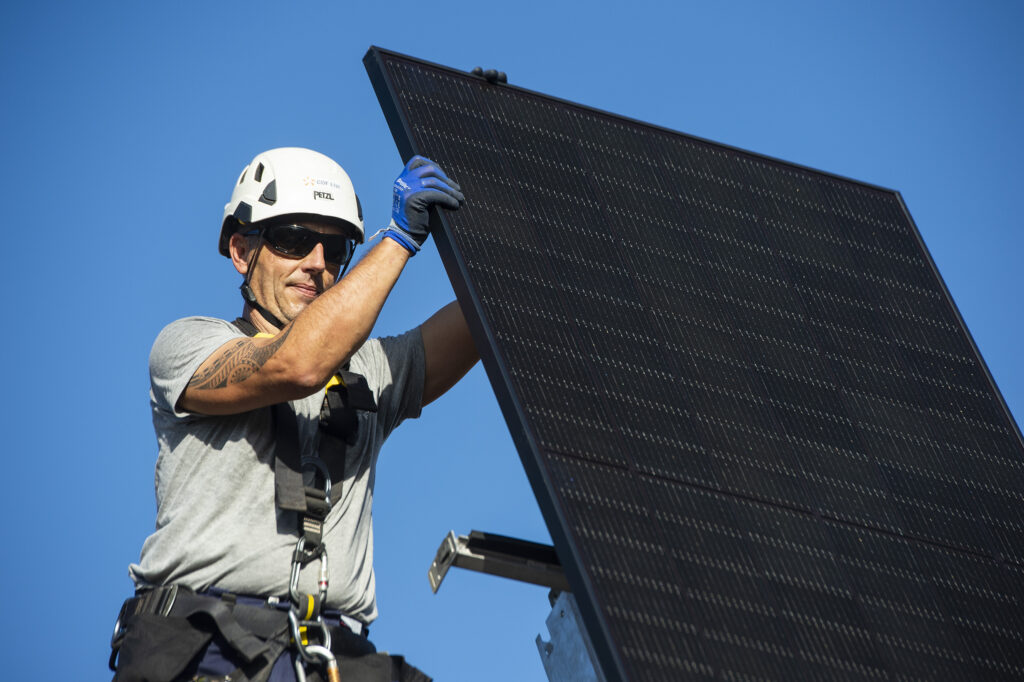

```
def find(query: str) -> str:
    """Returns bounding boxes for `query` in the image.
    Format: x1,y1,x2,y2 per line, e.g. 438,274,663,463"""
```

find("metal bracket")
537,591,607,682
428,530,569,593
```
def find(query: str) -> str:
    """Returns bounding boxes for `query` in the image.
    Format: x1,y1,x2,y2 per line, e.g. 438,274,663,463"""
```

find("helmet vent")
239,169,246,185
259,180,277,206
234,202,253,224
254,163,265,182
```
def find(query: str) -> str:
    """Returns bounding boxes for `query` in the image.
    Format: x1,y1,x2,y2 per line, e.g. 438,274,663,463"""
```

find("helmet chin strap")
240,241,288,331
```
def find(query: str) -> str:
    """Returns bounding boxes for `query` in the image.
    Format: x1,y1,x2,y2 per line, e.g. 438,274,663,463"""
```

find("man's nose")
301,242,327,271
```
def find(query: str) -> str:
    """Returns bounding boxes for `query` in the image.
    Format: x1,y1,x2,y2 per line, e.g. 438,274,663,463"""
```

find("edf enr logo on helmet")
313,190,334,201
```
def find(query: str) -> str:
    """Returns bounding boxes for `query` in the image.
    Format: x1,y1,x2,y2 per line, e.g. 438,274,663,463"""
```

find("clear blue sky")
1,2,1020,680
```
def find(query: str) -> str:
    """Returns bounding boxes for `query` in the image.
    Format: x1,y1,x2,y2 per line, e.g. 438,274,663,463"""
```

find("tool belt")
110,585,430,682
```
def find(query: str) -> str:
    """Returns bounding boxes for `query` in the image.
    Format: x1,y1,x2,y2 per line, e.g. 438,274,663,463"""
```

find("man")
111,147,478,681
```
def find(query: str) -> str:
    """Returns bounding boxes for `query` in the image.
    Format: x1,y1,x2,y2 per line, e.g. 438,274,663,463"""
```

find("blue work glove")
384,155,465,255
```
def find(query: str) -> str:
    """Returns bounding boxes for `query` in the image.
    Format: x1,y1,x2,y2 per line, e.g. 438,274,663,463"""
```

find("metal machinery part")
427,531,593,682
428,530,568,593
537,591,607,682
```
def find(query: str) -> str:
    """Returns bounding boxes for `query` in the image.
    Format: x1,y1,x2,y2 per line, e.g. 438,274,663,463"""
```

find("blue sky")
1,2,1020,680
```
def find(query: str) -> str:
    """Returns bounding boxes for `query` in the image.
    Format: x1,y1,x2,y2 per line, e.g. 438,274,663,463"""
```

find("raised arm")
420,301,480,407
180,238,413,415
180,154,465,416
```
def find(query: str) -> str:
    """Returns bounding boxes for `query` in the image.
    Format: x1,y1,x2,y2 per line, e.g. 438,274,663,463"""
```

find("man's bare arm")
420,301,479,407
179,240,411,416
187,328,292,391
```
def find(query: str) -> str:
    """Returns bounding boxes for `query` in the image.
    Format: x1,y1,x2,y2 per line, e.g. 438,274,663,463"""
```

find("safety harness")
109,318,436,682
240,316,377,682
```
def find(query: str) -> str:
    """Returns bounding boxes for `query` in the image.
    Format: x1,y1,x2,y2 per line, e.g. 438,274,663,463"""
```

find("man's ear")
228,232,252,275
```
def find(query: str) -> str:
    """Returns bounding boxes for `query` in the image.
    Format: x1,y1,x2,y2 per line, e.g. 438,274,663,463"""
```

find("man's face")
231,221,346,326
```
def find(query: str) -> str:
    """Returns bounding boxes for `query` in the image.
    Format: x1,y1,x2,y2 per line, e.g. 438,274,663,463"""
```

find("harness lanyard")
286,453,338,680
232,319,342,680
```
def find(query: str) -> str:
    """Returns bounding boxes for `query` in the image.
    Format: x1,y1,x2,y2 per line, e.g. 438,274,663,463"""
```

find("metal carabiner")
286,456,339,680
293,647,341,682
289,537,308,606
288,609,332,660
301,456,332,511
110,615,124,648
317,544,330,605
288,609,340,682
305,645,341,682
290,537,330,607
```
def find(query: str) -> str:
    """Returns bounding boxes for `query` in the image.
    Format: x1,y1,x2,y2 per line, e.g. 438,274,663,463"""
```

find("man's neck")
243,305,283,335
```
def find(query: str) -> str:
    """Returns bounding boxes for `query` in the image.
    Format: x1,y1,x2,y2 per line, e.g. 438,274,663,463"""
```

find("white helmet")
219,147,364,256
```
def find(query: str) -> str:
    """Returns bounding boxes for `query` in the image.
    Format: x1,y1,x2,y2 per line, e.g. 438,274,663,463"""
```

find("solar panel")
365,47,1024,681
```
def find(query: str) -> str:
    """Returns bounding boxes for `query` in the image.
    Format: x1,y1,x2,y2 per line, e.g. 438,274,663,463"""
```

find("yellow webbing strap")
289,594,315,645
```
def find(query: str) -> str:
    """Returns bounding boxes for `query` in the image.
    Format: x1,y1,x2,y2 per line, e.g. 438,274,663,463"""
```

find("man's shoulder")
349,328,424,379
355,327,421,361
155,315,241,341
150,316,244,367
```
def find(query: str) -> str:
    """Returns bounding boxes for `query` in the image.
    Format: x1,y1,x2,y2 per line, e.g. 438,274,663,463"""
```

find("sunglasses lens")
263,225,353,266
325,236,354,262
263,224,315,256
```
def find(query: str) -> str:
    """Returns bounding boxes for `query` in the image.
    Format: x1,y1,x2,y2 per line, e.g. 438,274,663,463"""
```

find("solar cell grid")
366,48,1024,680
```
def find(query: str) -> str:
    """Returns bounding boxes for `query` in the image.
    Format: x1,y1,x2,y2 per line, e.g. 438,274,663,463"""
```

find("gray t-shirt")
130,316,425,623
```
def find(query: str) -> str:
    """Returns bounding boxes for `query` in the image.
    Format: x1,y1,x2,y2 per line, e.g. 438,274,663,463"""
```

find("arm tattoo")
187,327,293,390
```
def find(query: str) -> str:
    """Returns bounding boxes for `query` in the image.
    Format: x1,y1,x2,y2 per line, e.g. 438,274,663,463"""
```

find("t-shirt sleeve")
355,327,425,437
149,317,244,419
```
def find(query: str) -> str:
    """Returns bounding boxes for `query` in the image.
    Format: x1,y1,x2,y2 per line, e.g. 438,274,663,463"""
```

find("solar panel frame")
363,46,1024,681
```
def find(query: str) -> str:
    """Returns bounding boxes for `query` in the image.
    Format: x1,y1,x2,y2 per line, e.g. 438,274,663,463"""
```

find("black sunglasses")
246,224,355,268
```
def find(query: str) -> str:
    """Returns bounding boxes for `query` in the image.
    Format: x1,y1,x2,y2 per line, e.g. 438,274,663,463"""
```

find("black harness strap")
233,318,323,527
230,317,377,515
272,402,309,512
112,587,432,681
231,316,260,336
231,318,311,512
111,586,290,682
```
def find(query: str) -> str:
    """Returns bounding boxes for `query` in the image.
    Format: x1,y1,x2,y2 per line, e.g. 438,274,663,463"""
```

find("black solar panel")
365,47,1024,681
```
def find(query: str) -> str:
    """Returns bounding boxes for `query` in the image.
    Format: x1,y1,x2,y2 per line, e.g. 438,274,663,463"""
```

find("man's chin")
281,297,315,323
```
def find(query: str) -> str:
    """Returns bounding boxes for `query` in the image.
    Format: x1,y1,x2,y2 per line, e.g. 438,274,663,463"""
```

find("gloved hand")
385,155,465,254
